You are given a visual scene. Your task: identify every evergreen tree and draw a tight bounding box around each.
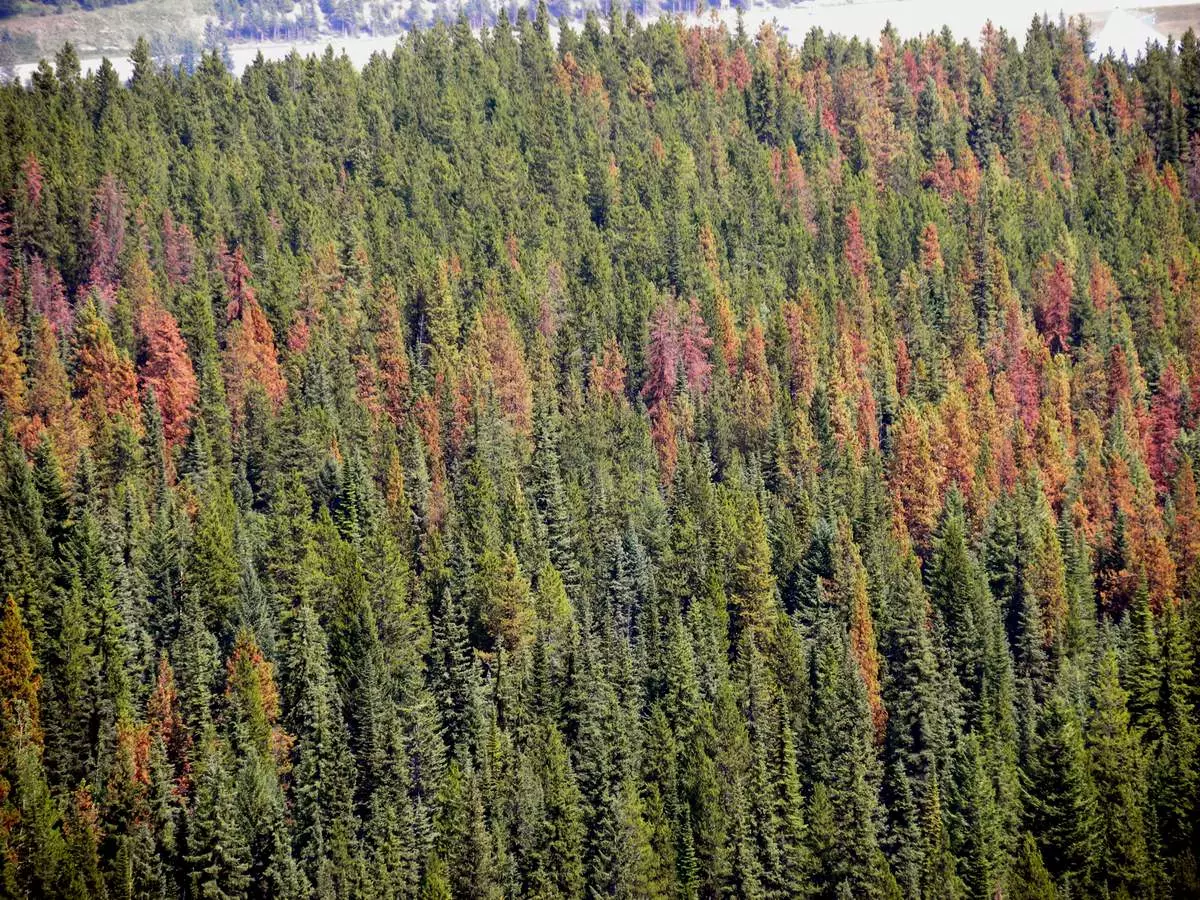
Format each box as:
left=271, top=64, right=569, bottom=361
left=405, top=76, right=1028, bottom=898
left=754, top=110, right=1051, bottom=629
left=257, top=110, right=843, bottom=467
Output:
left=1022, top=688, right=1099, bottom=894
left=184, top=733, right=251, bottom=900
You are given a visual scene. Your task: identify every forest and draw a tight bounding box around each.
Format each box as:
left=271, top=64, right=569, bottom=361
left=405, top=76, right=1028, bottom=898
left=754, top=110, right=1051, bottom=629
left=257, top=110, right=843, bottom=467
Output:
left=0, top=8, right=1199, bottom=899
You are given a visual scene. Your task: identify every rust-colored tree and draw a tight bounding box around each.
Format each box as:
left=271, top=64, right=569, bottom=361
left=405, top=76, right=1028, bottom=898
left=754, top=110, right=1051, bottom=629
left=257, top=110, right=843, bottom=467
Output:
left=146, top=655, right=191, bottom=794
left=650, top=399, right=678, bottom=485
left=889, top=403, right=945, bottom=553
left=25, top=317, right=85, bottom=466
left=480, top=302, right=533, bottom=438
left=834, top=522, right=886, bottom=743
left=1003, top=298, right=1040, bottom=431
left=1148, top=362, right=1182, bottom=492
left=734, top=312, right=773, bottom=447
left=844, top=205, right=870, bottom=288
left=375, top=287, right=412, bottom=428
left=680, top=295, right=714, bottom=396
left=220, top=245, right=286, bottom=419
left=0, top=313, right=28, bottom=437
left=782, top=293, right=819, bottom=405
left=161, top=211, right=195, bottom=287
left=225, top=630, right=293, bottom=770
left=589, top=336, right=628, bottom=403
left=643, top=298, right=680, bottom=406
left=72, top=299, right=140, bottom=428
left=138, top=299, right=198, bottom=448
left=1034, top=254, right=1073, bottom=352
left=0, top=594, right=42, bottom=755
left=1171, top=458, right=1200, bottom=591
left=29, top=256, right=71, bottom=336
left=86, top=175, right=127, bottom=308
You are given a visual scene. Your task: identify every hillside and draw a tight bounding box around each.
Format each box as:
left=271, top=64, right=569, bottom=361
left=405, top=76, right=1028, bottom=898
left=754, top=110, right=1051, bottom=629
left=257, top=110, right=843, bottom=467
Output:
left=0, top=9, right=1199, bottom=899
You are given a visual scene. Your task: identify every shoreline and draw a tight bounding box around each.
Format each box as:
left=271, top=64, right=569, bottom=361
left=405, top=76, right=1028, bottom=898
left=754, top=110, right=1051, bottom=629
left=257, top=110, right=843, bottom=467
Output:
left=7, top=0, right=1200, bottom=83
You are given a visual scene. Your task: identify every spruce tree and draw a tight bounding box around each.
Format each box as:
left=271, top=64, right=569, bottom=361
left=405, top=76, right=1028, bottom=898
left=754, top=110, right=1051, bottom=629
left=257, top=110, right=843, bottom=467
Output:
left=184, top=734, right=251, bottom=900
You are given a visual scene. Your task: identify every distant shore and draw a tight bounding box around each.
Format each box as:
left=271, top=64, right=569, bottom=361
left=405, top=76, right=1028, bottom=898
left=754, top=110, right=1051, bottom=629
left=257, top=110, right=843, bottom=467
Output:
left=8, top=0, right=1200, bottom=83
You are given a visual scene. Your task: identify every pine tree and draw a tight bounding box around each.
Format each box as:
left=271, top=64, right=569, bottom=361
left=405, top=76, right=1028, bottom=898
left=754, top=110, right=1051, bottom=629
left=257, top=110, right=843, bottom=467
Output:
left=516, top=723, right=585, bottom=898
left=184, top=733, right=251, bottom=900
left=1023, top=688, right=1099, bottom=893
left=1123, top=585, right=1162, bottom=739
left=220, top=246, right=286, bottom=422
left=1007, top=832, right=1057, bottom=900
left=283, top=592, right=357, bottom=894
left=436, top=758, right=497, bottom=899
left=0, top=431, right=53, bottom=644
left=72, top=298, right=140, bottom=429
left=185, top=487, right=239, bottom=636
left=1087, top=649, right=1151, bottom=897
left=138, top=299, right=198, bottom=450
left=928, top=497, right=987, bottom=727
left=809, top=616, right=896, bottom=899
left=885, top=557, right=945, bottom=788
left=946, top=734, right=1004, bottom=900
left=1151, top=599, right=1199, bottom=884
left=0, top=312, right=28, bottom=439
left=0, top=593, right=56, bottom=897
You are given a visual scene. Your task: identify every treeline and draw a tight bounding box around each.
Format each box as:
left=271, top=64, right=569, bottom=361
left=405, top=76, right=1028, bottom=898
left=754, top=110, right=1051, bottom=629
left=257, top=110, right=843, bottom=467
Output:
left=0, top=0, right=137, bottom=21
left=0, top=9, right=1199, bottom=900
left=212, top=0, right=660, bottom=45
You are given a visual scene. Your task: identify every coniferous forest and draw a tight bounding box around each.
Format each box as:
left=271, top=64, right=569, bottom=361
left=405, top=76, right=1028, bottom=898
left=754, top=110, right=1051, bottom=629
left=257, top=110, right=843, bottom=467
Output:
left=1, top=10, right=1200, bottom=899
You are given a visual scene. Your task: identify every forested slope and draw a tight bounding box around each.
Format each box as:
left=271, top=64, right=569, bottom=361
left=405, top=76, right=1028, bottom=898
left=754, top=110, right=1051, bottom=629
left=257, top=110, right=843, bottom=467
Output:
left=0, top=11, right=1199, bottom=899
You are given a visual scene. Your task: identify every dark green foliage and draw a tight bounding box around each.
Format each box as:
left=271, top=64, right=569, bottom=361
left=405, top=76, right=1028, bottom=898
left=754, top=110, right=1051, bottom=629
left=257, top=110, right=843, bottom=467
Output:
left=0, top=12, right=1198, bottom=900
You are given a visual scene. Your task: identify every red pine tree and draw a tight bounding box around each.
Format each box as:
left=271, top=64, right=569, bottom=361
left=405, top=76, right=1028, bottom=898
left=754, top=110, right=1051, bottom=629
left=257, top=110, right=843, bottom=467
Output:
left=919, top=222, right=943, bottom=272
left=1107, top=345, right=1134, bottom=420
left=643, top=299, right=680, bottom=405
left=138, top=301, right=198, bottom=447
left=20, top=154, right=43, bottom=210
left=72, top=301, right=140, bottom=428
left=376, top=296, right=412, bottom=428
left=220, top=245, right=286, bottom=417
left=26, top=317, right=85, bottom=466
left=1034, top=255, right=1073, bottom=352
left=715, top=292, right=740, bottom=376
left=146, top=656, right=192, bottom=795
left=680, top=295, right=713, bottom=396
left=938, top=378, right=976, bottom=500
left=481, top=302, right=533, bottom=438
left=889, top=403, right=945, bottom=553
left=225, top=631, right=293, bottom=769
left=730, top=47, right=752, bottom=91
left=29, top=256, right=71, bottom=335
left=161, top=211, right=196, bottom=287
left=414, top=390, right=449, bottom=531
left=783, top=295, right=819, bottom=405
left=86, top=175, right=127, bottom=307
left=220, top=245, right=255, bottom=322
left=838, top=525, right=887, bottom=743
left=0, top=313, right=27, bottom=434
left=781, top=142, right=815, bottom=233
left=1148, top=362, right=1182, bottom=492
left=0, top=594, right=43, bottom=773
left=1004, top=299, right=1039, bottom=431
left=649, top=398, right=678, bottom=485
left=1088, top=255, right=1119, bottom=312
left=1171, top=459, right=1200, bottom=589
left=735, top=312, right=773, bottom=445
left=844, top=205, right=869, bottom=286
left=589, top=336, right=628, bottom=403
left=894, top=334, right=912, bottom=398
